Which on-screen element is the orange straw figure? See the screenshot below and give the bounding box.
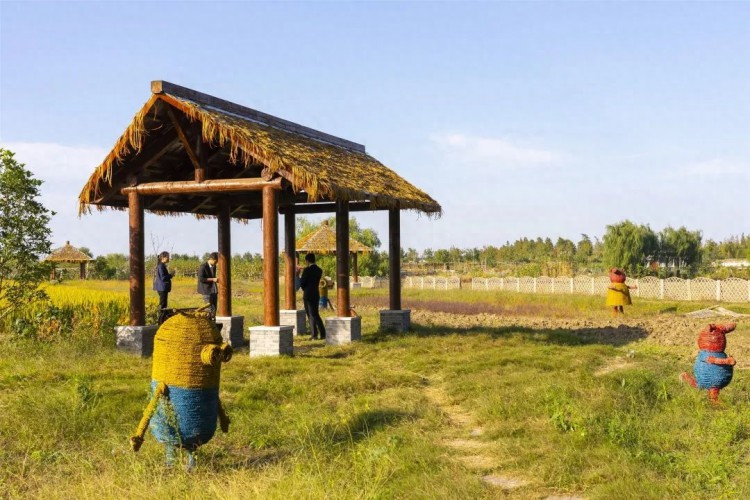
[606,268,637,316]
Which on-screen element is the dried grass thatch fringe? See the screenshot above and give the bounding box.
[79,92,442,218]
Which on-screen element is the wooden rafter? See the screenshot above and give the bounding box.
[95,131,180,204]
[165,105,202,173]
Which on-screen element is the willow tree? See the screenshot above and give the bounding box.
[602,220,658,276]
[0,149,53,319]
[658,226,702,277]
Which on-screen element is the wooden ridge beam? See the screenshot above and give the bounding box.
[153,81,366,153]
[121,177,282,196]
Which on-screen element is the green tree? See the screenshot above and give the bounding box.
[658,226,702,277]
[602,220,658,276]
[0,149,54,318]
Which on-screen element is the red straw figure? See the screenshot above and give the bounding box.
[681,323,737,402]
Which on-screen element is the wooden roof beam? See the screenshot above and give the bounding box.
[121,177,282,196]
[279,201,387,214]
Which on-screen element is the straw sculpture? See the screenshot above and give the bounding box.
[681,323,737,402]
[130,309,232,466]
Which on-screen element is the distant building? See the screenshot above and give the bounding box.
[716,259,750,268]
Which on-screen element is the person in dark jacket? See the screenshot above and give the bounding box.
[197,252,219,318]
[298,253,326,340]
[153,251,175,324]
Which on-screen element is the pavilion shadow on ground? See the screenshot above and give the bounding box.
[369,322,650,348]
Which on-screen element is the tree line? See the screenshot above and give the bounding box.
[408,221,749,279]
[69,219,749,281]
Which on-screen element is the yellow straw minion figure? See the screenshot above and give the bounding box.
[130,308,232,468]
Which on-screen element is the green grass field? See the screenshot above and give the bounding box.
[1,279,749,498]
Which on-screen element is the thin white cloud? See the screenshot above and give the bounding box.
[1,142,107,185]
[681,157,750,177]
[430,133,562,166]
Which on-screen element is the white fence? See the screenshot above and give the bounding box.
[469,276,750,303]
[356,276,462,290]
[354,275,750,302]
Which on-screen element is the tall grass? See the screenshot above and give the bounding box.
[0,282,157,343]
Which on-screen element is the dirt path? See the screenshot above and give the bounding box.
[424,378,585,498]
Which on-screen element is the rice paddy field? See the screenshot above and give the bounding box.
[2,278,750,499]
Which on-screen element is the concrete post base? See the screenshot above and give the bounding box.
[325,316,362,346]
[380,309,411,333]
[249,325,294,357]
[280,309,308,335]
[215,315,245,347]
[351,282,362,289]
[115,325,159,357]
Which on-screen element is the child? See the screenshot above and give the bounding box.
[319,277,335,311]
[606,267,637,316]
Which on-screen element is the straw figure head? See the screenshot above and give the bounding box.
[609,268,626,283]
[697,322,736,353]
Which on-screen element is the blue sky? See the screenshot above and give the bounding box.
[1,1,748,256]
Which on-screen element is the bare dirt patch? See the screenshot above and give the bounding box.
[406,310,750,368]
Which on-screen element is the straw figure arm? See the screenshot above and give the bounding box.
[130,381,167,452]
[706,355,736,366]
[218,398,230,433]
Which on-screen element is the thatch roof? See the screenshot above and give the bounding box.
[79,81,442,219]
[297,221,372,255]
[46,242,92,263]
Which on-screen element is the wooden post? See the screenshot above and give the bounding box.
[336,201,350,315]
[284,211,296,310]
[352,253,359,283]
[388,208,401,310]
[262,185,279,326]
[128,191,145,326]
[80,262,86,280]
[217,199,231,316]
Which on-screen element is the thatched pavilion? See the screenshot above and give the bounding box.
[79,81,441,355]
[47,241,92,280]
[296,220,372,284]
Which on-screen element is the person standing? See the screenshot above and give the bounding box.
[198,252,219,318]
[153,251,175,325]
[298,253,326,340]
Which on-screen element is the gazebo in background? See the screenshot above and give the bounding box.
[296,220,372,284]
[78,81,441,357]
[286,220,372,335]
[46,241,92,280]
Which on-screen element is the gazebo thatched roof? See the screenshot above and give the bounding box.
[46,242,92,263]
[297,221,372,255]
[79,81,442,219]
